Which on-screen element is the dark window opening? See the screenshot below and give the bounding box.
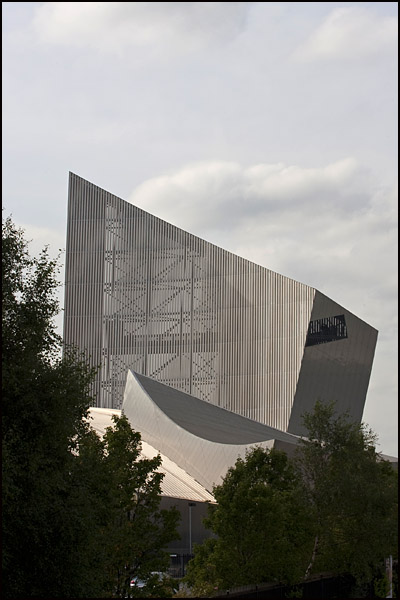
[305,314,347,347]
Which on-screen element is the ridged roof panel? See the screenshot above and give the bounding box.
[88,407,215,502]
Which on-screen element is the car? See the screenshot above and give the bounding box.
[130,572,165,588]
[130,572,178,592]
[130,576,145,588]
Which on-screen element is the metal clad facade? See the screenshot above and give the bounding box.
[288,291,378,436]
[64,173,316,431]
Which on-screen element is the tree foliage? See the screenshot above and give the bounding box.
[186,447,314,593]
[99,414,180,598]
[2,216,97,597]
[186,403,398,596]
[296,401,398,586]
[2,216,180,598]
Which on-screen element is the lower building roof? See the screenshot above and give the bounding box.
[122,370,300,492]
[88,407,215,503]
[133,371,301,445]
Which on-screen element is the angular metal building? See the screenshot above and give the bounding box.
[64,172,378,436]
[123,369,300,492]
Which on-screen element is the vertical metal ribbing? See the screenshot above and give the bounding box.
[64,174,316,426]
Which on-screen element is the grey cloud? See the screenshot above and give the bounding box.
[293,6,398,62]
[32,2,252,54]
[128,158,374,234]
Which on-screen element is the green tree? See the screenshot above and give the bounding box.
[296,401,398,587]
[2,216,101,597]
[2,217,180,598]
[184,538,223,597]
[186,447,314,594]
[99,414,180,598]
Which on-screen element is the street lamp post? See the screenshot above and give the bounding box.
[188,502,196,555]
[386,555,393,598]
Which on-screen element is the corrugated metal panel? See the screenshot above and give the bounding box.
[88,407,215,502]
[122,371,286,493]
[65,173,316,431]
[132,371,300,446]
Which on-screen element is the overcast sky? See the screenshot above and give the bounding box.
[2,2,398,455]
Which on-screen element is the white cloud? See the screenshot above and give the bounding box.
[129,157,372,234]
[294,6,398,62]
[32,2,252,55]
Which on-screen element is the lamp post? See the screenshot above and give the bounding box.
[385,555,393,598]
[188,502,196,555]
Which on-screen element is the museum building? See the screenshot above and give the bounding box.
[64,172,378,561]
